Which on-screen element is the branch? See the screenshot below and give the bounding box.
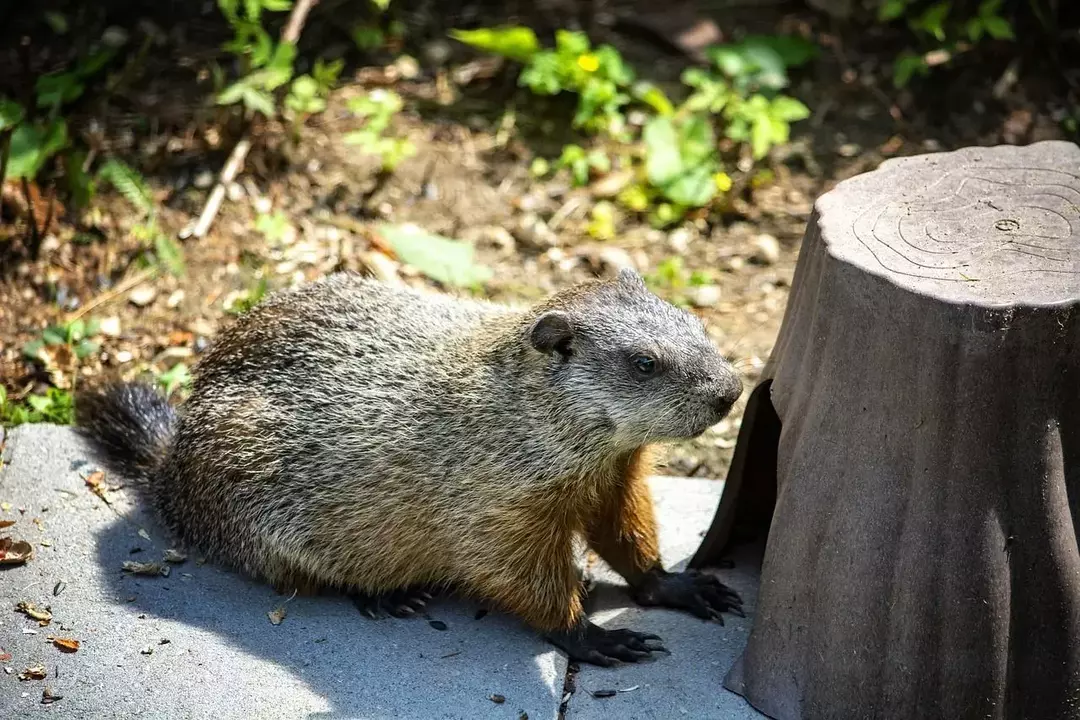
[187,0,321,239]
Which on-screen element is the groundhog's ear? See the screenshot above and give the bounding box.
[530,311,574,357]
[617,267,646,290]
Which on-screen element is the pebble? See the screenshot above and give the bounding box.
[166,290,185,309]
[192,170,215,189]
[588,170,633,199]
[513,214,558,251]
[114,350,134,364]
[253,196,273,215]
[751,234,781,266]
[667,228,693,254]
[226,182,245,202]
[99,316,122,338]
[422,39,453,67]
[128,285,158,307]
[688,285,723,308]
[836,143,861,158]
[463,226,516,255]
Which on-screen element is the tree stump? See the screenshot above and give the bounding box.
[692,140,1080,720]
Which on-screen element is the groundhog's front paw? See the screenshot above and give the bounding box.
[631,567,744,623]
[351,586,434,619]
[546,621,667,667]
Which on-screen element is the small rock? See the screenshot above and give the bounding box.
[726,256,746,272]
[836,143,861,158]
[589,170,633,199]
[253,196,273,215]
[166,290,185,309]
[422,39,453,67]
[393,55,420,80]
[751,234,781,266]
[513,214,558,251]
[114,350,134,364]
[99,316,122,338]
[464,226,516,255]
[596,246,636,274]
[128,285,158,307]
[226,182,245,202]
[192,170,215,190]
[688,285,722,308]
[667,228,693,254]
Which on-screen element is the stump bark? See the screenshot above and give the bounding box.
[693,141,1080,720]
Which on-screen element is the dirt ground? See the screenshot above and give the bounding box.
[0,1,1073,478]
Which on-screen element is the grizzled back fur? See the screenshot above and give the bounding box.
[75,269,741,606]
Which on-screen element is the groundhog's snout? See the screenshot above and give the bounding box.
[711,367,743,416]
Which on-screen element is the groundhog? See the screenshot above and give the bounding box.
[76,268,744,666]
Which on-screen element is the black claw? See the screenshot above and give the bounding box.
[547,621,665,667]
[633,568,745,623]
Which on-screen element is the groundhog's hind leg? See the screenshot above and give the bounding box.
[351,586,435,619]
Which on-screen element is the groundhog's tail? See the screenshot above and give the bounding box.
[75,382,177,480]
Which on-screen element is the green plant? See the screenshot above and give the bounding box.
[255,210,291,243]
[225,276,269,315]
[216,0,297,116]
[555,144,610,186]
[156,363,193,398]
[452,27,634,135]
[879,0,1016,87]
[285,58,343,118]
[344,90,415,170]
[96,159,185,276]
[22,317,102,365]
[377,223,492,289]
[645,256,712,306]
[0,386,75,427]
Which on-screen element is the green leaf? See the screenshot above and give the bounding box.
[27,395,52,413]
[377,224,493,289]
[44,11,69,34]
[35,72,84,109]
[42,326,67,346]
[878,0,909,21]
[664,165,716,208]
[74,339,100,360]
[911,2,950,42]
[632,82,674,116]
[154,231,186,277]
[261,0,293,10]
[740,35,820,68]
[449,26,540,62]
[22,339,45,359]
[554,30,590,57]
[67,319,86,342]
[707,46,748,79]
[770,95,810,122]
[97,158,153,215]
[643,116,683,187]
[978,0,1004,17]
[7,120,69,179]
[750,115,773,160]
[0,98,24,131]
[677,115,716,166]
[290,75,319,99]
[982,16,1014,40]
[242,87,277,116]
[216,81,248,106]
[966,18,985,41]
[65,149,95,210]
[893,51,929,88]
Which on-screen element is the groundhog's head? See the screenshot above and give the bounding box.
[529,268,742,446]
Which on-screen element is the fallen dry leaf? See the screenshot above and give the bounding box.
[0,650,11,662]
[140,646,153,655]
[52,637,80,653]
[137,528,152,541]
[19,664,47,681]
[163,548,188,564]
[267,606,287,626]
[0,536,33,565]
[15,601,52,625]
[0,520,15,529]
[122,561,170,577]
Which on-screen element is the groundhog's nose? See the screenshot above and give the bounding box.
[713,372,743,414]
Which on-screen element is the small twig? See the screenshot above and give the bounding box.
[21,176,41,258]
[0,129,12,188]
[188,0,321,239]
[64,268,154,324]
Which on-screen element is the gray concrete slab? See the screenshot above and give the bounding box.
[568,477,764,720]
[0,425,762,719]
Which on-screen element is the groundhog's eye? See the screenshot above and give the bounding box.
[631,354,656,375]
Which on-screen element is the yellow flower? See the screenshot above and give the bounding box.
[713,172,733,192]
[577,54,600,73]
